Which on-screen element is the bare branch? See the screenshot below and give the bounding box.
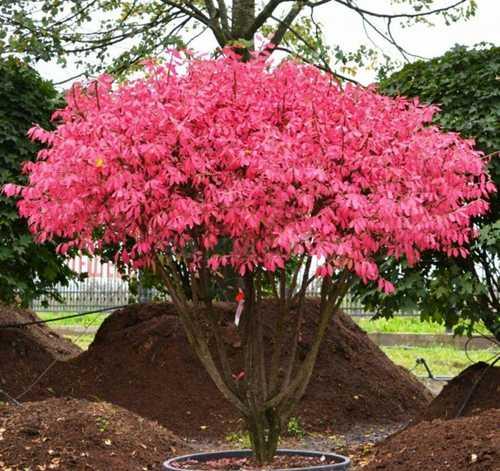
[265,270,353,408]
[245,0,285,38]
[270,1,305,47]
[272,46,360,85]
[216,0,231,32]
[308,0,469,20]
[203,0,229,42]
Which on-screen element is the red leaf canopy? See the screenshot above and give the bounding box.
[5,51,495,292]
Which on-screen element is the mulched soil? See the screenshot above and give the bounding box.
[421,362,500,422]
[0,304,80,403]
[363,408,500,471]
[0,397,188,471]
[172,454,340,470]
[1,301,431,439]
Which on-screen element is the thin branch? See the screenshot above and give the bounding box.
[308,0,469,20]
[270,1,305,47]
[216,0,231,32]
[265,270,353,409]
[53,71,90,86]
[161,0,212,28]
[245,0,285,38]
[203,0,229,43]
[273,46,360,85]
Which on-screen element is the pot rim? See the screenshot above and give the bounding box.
[163,448,351,471]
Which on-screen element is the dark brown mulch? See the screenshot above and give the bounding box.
[0,397,188,471]
[173,454,340,470]
[364,409,500,471]
[0,304,80,360]
[11,300,431,439]
[0,304,80,402]
[421,362,500,422]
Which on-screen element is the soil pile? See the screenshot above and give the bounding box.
[0,304,80,400]
[422,362,500,422]
[365,409,500,471]
[32,301,431,438]
[0,397,187,471]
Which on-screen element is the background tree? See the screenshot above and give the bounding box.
[0,0,478,81]
[353,44,500,340]
[0,57,75,306]
[6,52,493,462]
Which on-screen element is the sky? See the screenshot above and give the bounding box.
[35,0,500,86]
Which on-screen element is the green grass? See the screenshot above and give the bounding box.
[37,311,108,328]
[381,345,498,377]
[355,316,447,334]
[66,334,95,350]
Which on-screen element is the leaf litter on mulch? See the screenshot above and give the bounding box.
[0,397,188,471]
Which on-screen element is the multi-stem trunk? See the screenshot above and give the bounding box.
[156,255,353,465]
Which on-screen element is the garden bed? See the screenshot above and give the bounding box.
[0,397,187,470]
[50,301,430,438]
[1,301,431,438]
[0,304,80,401]
[420,362,500,421]
[364,408,500,471]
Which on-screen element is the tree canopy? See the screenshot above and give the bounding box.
[354,44,500,339]
[0,57,74,306]
[0,0,478,82]
[5,51,493,461]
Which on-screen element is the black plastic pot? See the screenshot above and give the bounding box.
[163,449,351,470]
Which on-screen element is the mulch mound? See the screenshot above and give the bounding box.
[421,362,500,422]
[0,304,80,402]
[0,397,187,471]
[13,300,431,439]
[364,409,500,471]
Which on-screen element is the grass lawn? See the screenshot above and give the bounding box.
[381,345,498,378]
[38,311,108,328]
[355,316,447,334]
[66,334,96,350]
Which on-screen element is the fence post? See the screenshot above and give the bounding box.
[138,271,152,304]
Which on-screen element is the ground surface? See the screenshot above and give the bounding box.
[363,409,500,471]
[0,397,187,471]
[25,301,431,439]
[420,362,500,421]
[0,304,80,405]
[2,304,499,470]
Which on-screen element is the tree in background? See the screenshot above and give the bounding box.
[353,44,500,340]
[5,51,493,462]
[0,57,75,306]
[0,0,478,81]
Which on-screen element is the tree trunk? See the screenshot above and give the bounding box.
[246,407,282,464]
[232,0,256,40]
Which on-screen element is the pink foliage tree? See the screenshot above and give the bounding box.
[5,51,494,462]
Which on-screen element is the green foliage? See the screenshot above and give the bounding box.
[0,57,75,306]
[286,417,305,437]
[354,44,500,340]
[225,430,252,448]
